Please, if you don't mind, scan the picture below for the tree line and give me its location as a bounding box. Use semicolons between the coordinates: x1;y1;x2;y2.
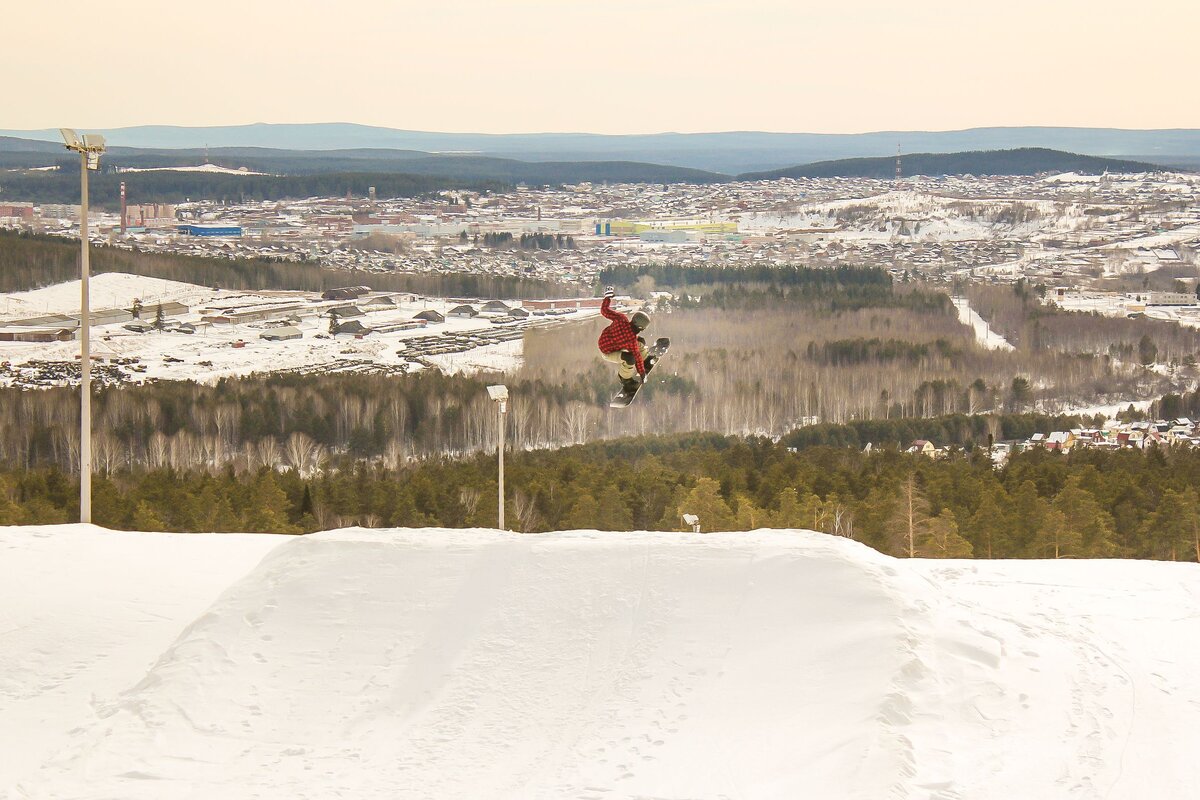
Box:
599;263;893;290
3;431;1197;563
0;167;508;208
964;280;1200;366
0;288;1176;475
0;229;577;299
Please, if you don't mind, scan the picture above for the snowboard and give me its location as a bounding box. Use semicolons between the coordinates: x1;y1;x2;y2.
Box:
609;338;670;408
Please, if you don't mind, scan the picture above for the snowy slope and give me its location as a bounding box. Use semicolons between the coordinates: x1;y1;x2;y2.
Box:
951;296;1015;351
2;525;1198;799
0;273;222;320
0;526;281;794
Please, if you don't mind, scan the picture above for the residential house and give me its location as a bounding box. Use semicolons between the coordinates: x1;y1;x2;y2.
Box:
906;440;936;456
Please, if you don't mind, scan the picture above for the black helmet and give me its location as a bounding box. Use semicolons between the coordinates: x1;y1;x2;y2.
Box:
630;311;650;332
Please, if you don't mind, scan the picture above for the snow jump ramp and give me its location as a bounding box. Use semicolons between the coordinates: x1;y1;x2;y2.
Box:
4;525;1199;799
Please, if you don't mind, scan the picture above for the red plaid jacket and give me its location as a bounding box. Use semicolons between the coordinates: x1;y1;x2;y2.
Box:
597;296;645;375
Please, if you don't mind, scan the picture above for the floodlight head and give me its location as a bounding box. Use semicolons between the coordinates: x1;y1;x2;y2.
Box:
82;133;106;151
486;384;509;402
682;513;699;526
60;128;82;150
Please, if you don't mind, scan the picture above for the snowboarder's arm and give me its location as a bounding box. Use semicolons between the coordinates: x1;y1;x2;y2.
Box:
634;347;647;377
600;295;626;322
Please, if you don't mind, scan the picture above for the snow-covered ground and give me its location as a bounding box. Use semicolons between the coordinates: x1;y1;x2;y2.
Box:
0;274;598;384
2;524;1197;799
0;273;217;319
117;164;269;176
952;296;1015;351
1053;399;1155;419
1050;291;1200;329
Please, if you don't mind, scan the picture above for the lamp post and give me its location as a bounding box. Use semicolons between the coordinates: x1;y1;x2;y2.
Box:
486;385;509;530
60;129;105;524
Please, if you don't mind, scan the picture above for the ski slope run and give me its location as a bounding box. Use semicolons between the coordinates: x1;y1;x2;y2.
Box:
952;296;1015;351
2;525;1198;799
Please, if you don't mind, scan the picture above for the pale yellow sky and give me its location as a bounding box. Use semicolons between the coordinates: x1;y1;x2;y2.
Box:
3;0;1196;134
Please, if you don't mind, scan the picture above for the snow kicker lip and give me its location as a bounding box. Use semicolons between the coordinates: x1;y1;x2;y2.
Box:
9;527;1200;799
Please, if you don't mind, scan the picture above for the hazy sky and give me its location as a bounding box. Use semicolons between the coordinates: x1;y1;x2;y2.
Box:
4;0;1196;134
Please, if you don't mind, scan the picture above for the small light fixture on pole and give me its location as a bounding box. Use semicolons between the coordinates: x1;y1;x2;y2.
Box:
682;513;701;534
486;384;509;530
60;128;106;524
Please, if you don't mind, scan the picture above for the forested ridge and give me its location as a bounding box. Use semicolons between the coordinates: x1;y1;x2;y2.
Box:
3;429;1197;563
0;168;509;208
0;229;576;298
739;148;1159;181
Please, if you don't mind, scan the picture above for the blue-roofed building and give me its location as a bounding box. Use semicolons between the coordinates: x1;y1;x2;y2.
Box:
177;224;242;237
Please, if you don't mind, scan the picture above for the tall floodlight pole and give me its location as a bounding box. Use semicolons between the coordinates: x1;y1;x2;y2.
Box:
487;385;509;530
60;129;106;524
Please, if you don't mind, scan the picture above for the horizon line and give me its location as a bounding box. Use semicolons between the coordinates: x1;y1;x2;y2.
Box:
5;122;1200;139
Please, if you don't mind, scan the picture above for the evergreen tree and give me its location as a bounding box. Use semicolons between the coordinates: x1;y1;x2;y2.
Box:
967;489;1011;558
1138;334;1158;366
243;470;296;533
1029;506;1080;558
916;509;973;558
131;500;166;531
773;487;820;529
734;492;766;530
676;477;735;532
563;492;601;530
1055;476;1118;557
154;303;166;331
1140;488;1197;561
1009;377;1032;410
0;478;18;525
1008;480;1045;555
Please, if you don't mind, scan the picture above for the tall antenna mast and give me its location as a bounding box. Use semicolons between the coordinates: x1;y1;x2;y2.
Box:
895;143;902;183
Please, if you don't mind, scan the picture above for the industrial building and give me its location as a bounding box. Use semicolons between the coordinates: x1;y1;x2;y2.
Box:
0;327;75;343
201;303;304;325
177;224;243;237
260;326;304;341
523;298;605;311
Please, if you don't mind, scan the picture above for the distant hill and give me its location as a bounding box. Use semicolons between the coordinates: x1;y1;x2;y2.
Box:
3;123;1199;173
738;148;1162;180
0;139;1175;207
0;137;725;190
0;135;61;153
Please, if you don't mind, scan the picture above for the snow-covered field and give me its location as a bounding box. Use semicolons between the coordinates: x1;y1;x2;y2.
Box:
2;524;1197;799
118;164;269;176
0;274;597;384
1050;291;1200;329
0;273;216;318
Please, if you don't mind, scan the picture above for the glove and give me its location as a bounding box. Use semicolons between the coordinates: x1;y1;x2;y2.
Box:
604;286;615;299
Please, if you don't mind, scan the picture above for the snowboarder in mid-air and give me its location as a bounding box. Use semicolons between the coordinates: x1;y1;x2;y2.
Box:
597;286;670;407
